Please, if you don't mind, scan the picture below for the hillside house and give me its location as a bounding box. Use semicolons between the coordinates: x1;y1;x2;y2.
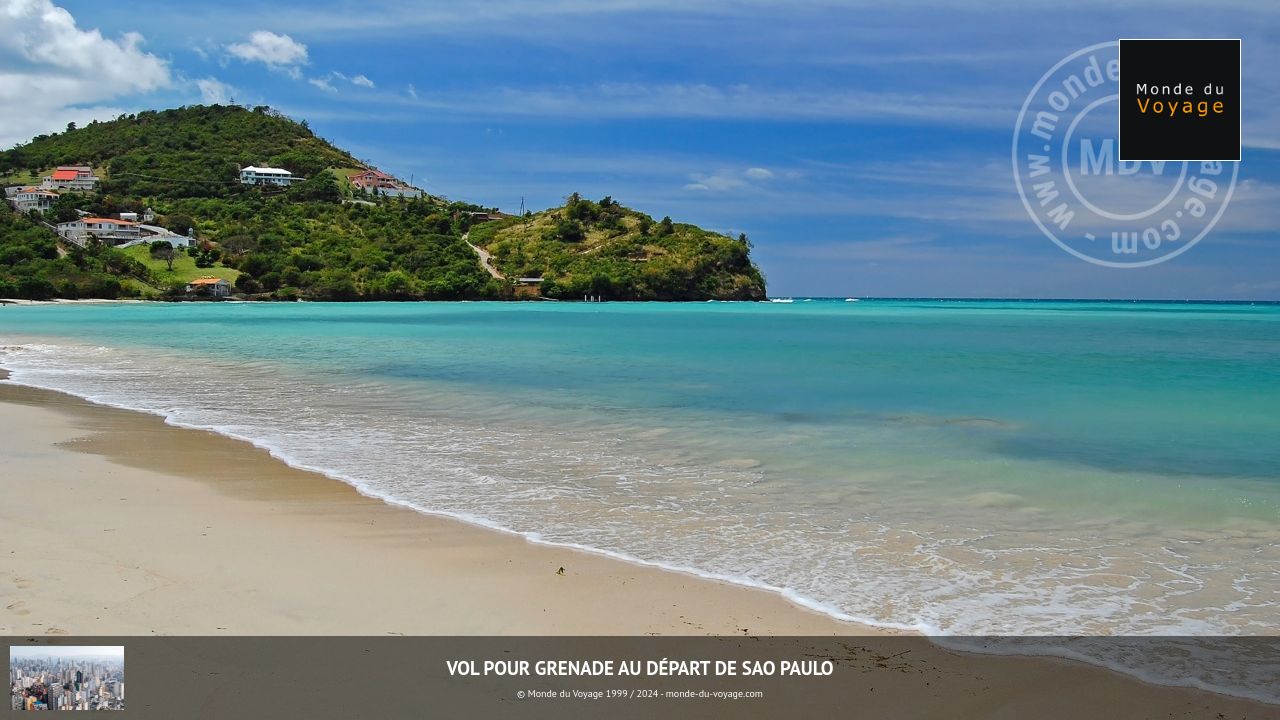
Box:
349;168;424;198
185;277;232;297
56;217;142;245
7;187;59;213
41;165;98;191
239;166;301;186
350;169;396;190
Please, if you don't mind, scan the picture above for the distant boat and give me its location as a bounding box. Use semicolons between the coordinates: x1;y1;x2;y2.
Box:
769;298;794;304
845;298;860;302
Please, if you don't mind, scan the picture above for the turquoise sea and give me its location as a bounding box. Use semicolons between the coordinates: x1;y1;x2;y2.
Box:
2;300;1278;693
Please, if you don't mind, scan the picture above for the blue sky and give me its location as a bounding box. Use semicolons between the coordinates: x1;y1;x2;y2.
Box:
3;0;1278;298
10;645;123;660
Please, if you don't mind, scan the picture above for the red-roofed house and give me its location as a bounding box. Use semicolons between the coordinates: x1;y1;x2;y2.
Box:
350;169;396;190
349;168;424;198
56;217;141;245
7;186;59;213
42;165;98;191
184;277;232;297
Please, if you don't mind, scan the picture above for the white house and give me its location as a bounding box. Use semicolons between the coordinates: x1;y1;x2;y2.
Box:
56;217;142;245
41;165;98;191
7;187;58;213
185;277;232;297
239;166;301;186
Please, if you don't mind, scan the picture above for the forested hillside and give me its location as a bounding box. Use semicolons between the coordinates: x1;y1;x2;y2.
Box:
0;105;766;301
0;105;358;199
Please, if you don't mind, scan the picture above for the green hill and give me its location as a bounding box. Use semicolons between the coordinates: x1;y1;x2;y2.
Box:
0;104;766;301
0;104;360;199
470;194;765;300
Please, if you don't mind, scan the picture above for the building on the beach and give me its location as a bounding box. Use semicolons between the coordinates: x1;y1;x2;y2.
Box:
7;186;59;213
239;165;302;186
513;277;544;298
184;277;232;297
41;165;98;191
55;217;142;244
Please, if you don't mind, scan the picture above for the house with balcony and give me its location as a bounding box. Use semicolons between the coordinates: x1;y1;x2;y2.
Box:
56;217;142;245
7;187;59;213
41;165;99;191
239;166;302;186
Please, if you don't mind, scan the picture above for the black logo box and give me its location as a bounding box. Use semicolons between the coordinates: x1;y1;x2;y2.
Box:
1119;39;1241;162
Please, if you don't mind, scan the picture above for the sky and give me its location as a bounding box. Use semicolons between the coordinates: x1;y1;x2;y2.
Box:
10;645;124;660
1;0;1278;299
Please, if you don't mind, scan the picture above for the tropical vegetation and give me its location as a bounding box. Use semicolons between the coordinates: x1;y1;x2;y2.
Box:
0;105;765;301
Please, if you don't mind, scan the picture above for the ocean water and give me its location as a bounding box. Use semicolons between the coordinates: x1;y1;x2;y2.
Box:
1;300;1278;696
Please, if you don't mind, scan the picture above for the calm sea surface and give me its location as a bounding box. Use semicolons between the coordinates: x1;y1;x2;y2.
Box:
2;300;1278;695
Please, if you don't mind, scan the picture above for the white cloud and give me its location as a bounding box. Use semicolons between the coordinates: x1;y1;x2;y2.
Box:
196;77;235;104
308;76;337;93
685;166;776;192
0;0;171;147
351;81;1012;126
407;83;418;99
306;71;377;94
226;30;308;69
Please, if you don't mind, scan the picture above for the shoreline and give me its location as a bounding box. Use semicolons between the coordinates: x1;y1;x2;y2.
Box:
2;371;1277;715
0;371;867;636
1;298;152;305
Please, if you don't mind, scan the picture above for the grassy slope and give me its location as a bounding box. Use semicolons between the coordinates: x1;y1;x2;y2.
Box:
0;170;42;186
326;167;362;197
121;245;240;287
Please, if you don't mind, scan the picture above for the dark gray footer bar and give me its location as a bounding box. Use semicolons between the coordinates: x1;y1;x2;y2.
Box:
7;636;1280;718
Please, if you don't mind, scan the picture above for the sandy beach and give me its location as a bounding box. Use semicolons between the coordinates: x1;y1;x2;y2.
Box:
0;376;853;636
2;372;1277;717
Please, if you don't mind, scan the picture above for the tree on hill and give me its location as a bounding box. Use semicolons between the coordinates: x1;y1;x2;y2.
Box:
657;216;674;236
161;213;196;237
149;240;176;271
